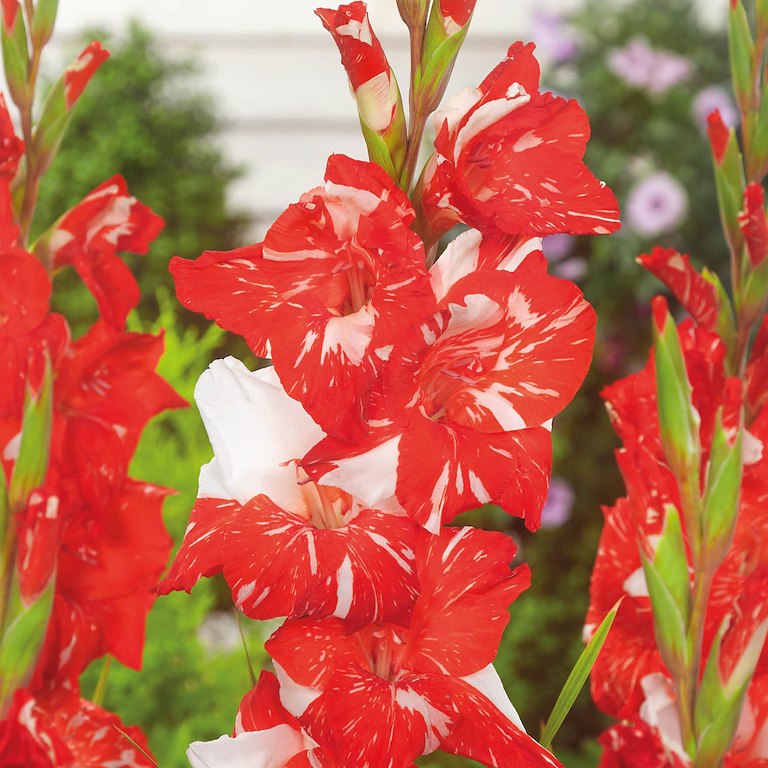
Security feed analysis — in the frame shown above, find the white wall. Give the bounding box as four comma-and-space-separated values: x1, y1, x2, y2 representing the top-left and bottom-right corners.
46, 0, 726, 239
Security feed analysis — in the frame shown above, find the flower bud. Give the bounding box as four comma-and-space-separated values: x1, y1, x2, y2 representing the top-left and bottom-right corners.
317, 3, 407, 178
651, 297, 702, 503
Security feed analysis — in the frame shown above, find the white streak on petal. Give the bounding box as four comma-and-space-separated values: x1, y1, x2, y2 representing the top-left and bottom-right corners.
333, 555, 354, 619
321, 310, 375, 366
623, 567, 649, 598
454, 88, 531, 159
460, 664, 526, 732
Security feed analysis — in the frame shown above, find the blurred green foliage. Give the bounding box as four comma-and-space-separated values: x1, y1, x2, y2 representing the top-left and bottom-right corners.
36, 22, 248, 335
49, 3, 729, 766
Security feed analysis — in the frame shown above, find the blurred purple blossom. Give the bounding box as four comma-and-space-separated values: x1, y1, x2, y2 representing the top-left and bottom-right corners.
553, 257, 587, 282
692, 85, 738, 130
626, 171, 688, 237
532, 11, 580, 65
608, 37, 692, 94
543, 233, 575, 262
541, 478, 574, 529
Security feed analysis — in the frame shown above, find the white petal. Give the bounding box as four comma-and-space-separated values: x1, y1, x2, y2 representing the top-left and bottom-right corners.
195, 357, 325, 509
187, 726, 305, 768
273, 661, 322, 718
639, 673, 687, 760
461, 664, 526, 733
317, 435, 401, 508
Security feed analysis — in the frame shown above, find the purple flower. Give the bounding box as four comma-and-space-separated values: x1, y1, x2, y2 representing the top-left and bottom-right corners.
541, 477, 574, 529
553, 257, 587, 282
692, 85, 738, 130
608, 37, 692, 94
531, 10, 580, 65
543, 233, 575, 262
626, 171, 689, 237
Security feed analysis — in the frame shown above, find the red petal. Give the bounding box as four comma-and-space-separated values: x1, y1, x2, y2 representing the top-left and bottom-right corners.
55, 323, 186, 458
64, 41, 110, 109
162, 495, 419, 628
266, 616, 367, 689
437, 676, 561, 768
405, 526, 529, 676
171, 244, 274, 357
0, 248, 51, 337
315, 3, 390, 91
706, 109, 729, 166
36, 688, 156, 766
35, 480, 172, 685
156, 497, 237, 594
51, 175, 164, 328
638, 247, 719, 330
396, 413, 551, 530
236, 671, 303, 734
598, 721, 685, 768
740, 182, 768, 266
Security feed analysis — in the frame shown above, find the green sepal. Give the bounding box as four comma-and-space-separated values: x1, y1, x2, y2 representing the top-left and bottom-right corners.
9, 355, 53, 513
740, 256, 768, 325
652, 304, 701, 491
0, 575, 54, 704
540, 600, 621, 750
751, 78, 768, 176
360, 120, 398, 181
354, 69, 407, 180
702, 410, 742, 568
728, 0, 754, 114
1, 7, 29, 110
695, 620, 767, 767
712, 130, 745, 255
701, 268, 737, 351
653, 505, 691, 625
31, 0, 58, 47
32, 75, 69, 170
641, 551, 689, 675
416, 28, 467, 113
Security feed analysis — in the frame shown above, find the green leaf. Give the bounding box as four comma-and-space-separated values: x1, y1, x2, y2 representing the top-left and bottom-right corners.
641, 551, 689, 675
9, 356, 53, 512
702, 410, 742, 567
0, 576, 54, 703
540, 601, 620, 750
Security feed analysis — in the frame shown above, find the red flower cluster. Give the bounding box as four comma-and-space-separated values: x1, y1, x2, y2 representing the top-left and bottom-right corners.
164, 8, 618, 766
587, 249, 768, 766
0, 89, 181, 764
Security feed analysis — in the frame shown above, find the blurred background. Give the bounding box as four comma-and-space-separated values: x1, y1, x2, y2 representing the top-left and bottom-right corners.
32, 0, 731, 766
